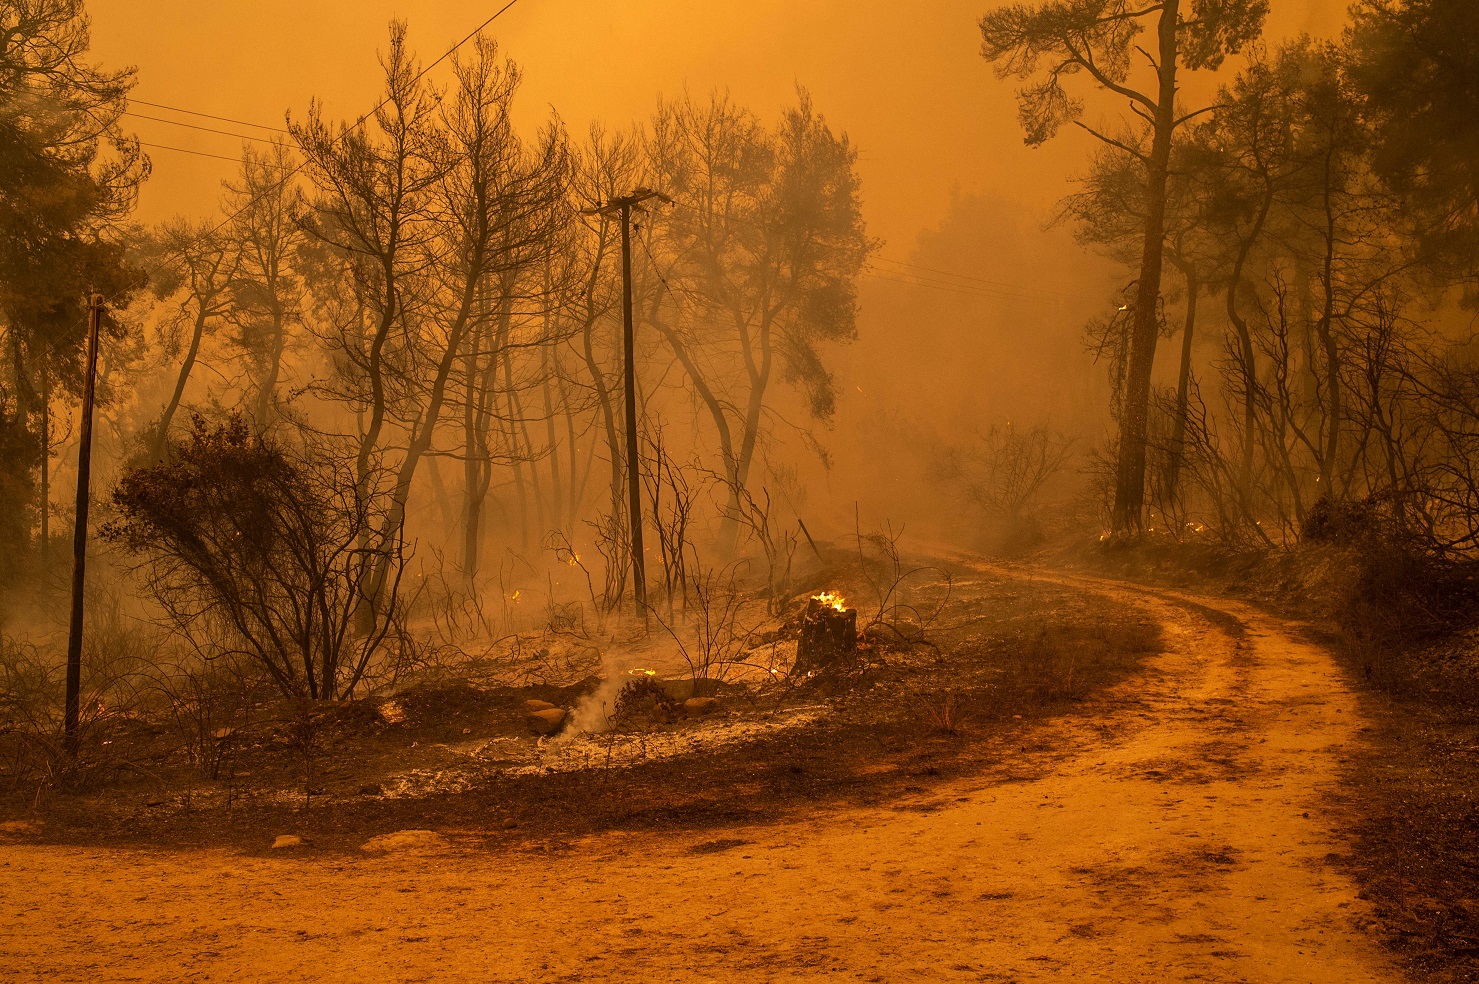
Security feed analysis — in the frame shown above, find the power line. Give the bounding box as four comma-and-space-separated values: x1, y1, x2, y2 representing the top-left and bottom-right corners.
109, 0, 529, 310
639, 213, 1048, 307
130, 98, 290, 134
138, 141, 290, 166
126, 111, 277, 145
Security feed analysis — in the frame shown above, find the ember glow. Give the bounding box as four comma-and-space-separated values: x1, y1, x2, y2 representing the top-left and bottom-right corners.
813, 591, 848, 612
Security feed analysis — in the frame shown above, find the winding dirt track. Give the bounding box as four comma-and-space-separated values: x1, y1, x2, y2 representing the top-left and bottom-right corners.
0, 574, 1399, 982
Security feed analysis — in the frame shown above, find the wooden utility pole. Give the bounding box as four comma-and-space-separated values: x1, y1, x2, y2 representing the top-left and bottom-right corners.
64, 294, 102, 755
583, 188, 669, 623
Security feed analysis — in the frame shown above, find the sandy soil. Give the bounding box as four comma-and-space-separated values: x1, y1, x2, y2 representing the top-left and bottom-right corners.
0, 573, 1399, 982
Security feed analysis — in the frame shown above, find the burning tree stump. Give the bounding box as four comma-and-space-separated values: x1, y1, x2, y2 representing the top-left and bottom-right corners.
795, 594, 858, 677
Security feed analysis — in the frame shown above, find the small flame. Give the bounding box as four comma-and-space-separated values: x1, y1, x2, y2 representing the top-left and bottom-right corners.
813, 591, 847, 612
625, 667, 657, 677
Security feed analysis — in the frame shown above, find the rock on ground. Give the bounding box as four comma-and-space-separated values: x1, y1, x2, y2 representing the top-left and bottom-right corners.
360, 829, 451, 853
527, 707, 568, 735
684, 697, 721, 716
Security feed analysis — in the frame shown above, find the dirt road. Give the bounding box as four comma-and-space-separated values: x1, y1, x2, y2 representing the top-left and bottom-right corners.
0, 575, 1398, 982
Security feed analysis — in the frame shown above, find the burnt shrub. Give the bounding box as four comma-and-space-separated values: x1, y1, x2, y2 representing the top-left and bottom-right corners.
610, 677, 679, 730
1302, 495, 1478, 644
103, 414, 406, 701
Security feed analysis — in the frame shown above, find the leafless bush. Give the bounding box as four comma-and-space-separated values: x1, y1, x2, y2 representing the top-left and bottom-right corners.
710, 470, 798, 616
585, 508, 629, 614
653, 558, 762, 689
417, 547, 498, 647
935, 420, 1074, 525
0, 595, 163, 796
103, 414, 406, 701
544, 528, 606, 634
642, 423, 701, 619
144, 653, 258, 783
286, 699, 319, 808
853, 512, 952, 649
915, 690, 971, 735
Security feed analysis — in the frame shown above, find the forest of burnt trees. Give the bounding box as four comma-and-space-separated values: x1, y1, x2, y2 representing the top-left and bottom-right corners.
983, 0, 1479, 560
0, 5, 874, 711
1, 0, 1477, 724
5, 4, 1479, 980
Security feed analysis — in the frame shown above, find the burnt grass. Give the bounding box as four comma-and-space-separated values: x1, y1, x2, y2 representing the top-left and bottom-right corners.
1074, 536, 1479, 983
1, 565, 1161, 858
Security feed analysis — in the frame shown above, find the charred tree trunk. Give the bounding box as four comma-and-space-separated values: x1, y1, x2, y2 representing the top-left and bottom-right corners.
795, 598, 858, 678
1111, 0, 1180, 534
38, 362, 49, 564
154, 304, 208, 461
1165, 255, 1199, 504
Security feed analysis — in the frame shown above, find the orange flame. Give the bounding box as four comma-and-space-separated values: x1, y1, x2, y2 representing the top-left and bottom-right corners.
813, 591, 847, 612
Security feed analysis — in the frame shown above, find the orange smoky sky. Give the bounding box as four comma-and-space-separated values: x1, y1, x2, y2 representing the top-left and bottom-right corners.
89, 0, 1350, 254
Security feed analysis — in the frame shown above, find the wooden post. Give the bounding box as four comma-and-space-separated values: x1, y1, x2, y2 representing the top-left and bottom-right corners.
582, 188, 670, 628
617, 201, 647, 624
64, 294, 102, 756
39, 362, 49, 566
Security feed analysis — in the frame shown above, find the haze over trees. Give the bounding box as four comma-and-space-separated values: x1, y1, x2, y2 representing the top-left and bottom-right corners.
980, 0, 1270, 533
0, 0, 146, 558
0, 7, 873, 706
983, 0, 1479, 557
3, 5, 1479, 977
0, 0, 1474, 715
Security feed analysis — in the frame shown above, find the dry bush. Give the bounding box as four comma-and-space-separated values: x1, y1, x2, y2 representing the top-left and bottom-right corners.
853, 514, 951, 649
610, 676, 680, 731
143, 653, 259, 783
932, 420, 1074, 545
104, 414, 406, 701
544, 529, 606, 635
1302, 496, 1478, 647
0, 592, 165, 796
915, 691, 971, 736
654, 559, 762, 689
989, 619, 1161, 712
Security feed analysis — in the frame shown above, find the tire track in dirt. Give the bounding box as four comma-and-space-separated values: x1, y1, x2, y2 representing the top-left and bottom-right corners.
0, 571, 1399, 982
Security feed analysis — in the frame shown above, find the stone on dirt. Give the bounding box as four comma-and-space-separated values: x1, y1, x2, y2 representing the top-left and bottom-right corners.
360, 829, 450, 853
684, 697, 721, 716
527, 707, 568, 735
271, 835, 308, 849
524, 699, 558, 713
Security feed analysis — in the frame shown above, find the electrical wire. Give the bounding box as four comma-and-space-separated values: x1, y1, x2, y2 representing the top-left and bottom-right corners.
138, 141, 292, 166
129, 98, 290, 134
863, 265, 1057, 302
97, 0, 529, 316
660, 196, 1061, 304
125, 111, 278, 145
